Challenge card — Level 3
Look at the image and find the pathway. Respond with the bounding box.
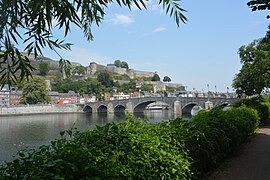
[209,121,270,180]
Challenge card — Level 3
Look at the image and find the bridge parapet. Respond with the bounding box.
[81,97,238,115]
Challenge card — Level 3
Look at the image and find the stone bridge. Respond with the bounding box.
[78,97,238,116]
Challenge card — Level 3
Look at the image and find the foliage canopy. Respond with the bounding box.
[232,27,270,96]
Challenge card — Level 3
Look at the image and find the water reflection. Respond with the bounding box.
[0,110,178,164]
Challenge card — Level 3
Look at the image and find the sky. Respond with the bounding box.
[42,0,270,93]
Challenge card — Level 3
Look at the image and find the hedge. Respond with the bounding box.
[0,106,259,179]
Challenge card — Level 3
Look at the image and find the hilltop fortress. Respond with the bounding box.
[86,62,155,79]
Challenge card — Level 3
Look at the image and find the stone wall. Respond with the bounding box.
[0,104,83,116]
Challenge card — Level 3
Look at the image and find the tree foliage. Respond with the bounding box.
[233,27,270,96]
[114,60,129,69]
[72,65,86,75]
[38,62,50,76]
[0,0,187,87]
[114,60,122,67]
[97,71,114,88]
[163,76,171,82]
[247,0,270,18]
[151,73,160,81]
[20,76,50,104]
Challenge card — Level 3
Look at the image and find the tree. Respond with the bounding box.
[20,76,50,104]
[114,60,122,68]
[232,27,270,96]
[152,73,160,81]
[0,0,186,87]
[38,62,50,76]
[97,71,114,88]
[121,61,129,69]
[163,76,171,82]
[247,0,270,18]
[72,65,86,75]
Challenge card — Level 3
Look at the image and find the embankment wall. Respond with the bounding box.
[0,104,83,116]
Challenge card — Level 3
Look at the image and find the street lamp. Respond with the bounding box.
[207,84,209,101]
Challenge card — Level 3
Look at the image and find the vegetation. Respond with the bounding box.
[0,106,259,179]
[166,85,185,92]
[232,27,270,96]
[114,60,122,67]
[71,65,86,75]
[38,62,50,76]
[97,71,114,88]
[0,0,186,87]
[163,76,171,82]
[247,0,270,18]
[20,76,50,104]
[151,73,160,81]
[113,60,129,69]
[233,96,270,124]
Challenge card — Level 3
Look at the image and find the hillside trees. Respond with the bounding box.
[114,60,129,69]
[163,76,171,82]
[97,71,114,88]
[152,73,160,81]
[114,60,122,67]
[72,65,86,75]
[232,27,270,96]
[38,62,50,76]
[0,0,187,87]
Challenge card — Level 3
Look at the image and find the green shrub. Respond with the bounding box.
[184,106,259,174]
[0,108,259,179]
[233,96,269,123]
[0,116,193,179]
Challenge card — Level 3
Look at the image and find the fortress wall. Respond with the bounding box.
[113,67,127,75]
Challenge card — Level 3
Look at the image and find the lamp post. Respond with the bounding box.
[207,84,209,101]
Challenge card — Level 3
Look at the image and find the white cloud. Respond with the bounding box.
[111,14,135,25]
[154,26,167,33]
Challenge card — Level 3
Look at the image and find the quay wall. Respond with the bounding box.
[0,104,83,116]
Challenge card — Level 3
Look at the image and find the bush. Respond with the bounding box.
[233,96,270,123]
[0,108,259,179]
[0,116,193,179]
[185,106,259,173]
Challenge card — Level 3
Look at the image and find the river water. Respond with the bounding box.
[0,110,180,164]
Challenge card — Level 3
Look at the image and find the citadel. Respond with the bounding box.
[86,62,155,79]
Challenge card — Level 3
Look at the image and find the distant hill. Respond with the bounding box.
[21,52,82,69]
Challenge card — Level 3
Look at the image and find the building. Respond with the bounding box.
[86,62,155,79]
[49,91,80,104]
[0,85,10,106]
[9,90,23,105]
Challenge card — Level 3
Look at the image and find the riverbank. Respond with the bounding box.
[0,104,83,116]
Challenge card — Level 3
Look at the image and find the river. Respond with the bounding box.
[0,110,180,164]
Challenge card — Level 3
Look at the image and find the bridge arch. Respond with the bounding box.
[219,101,230,107]
[134,100,171,112]
[134,100,156,112]
[114,104,126,113]
[83,105,92,113]
[182,103,202,116]
[97,105,107,113]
